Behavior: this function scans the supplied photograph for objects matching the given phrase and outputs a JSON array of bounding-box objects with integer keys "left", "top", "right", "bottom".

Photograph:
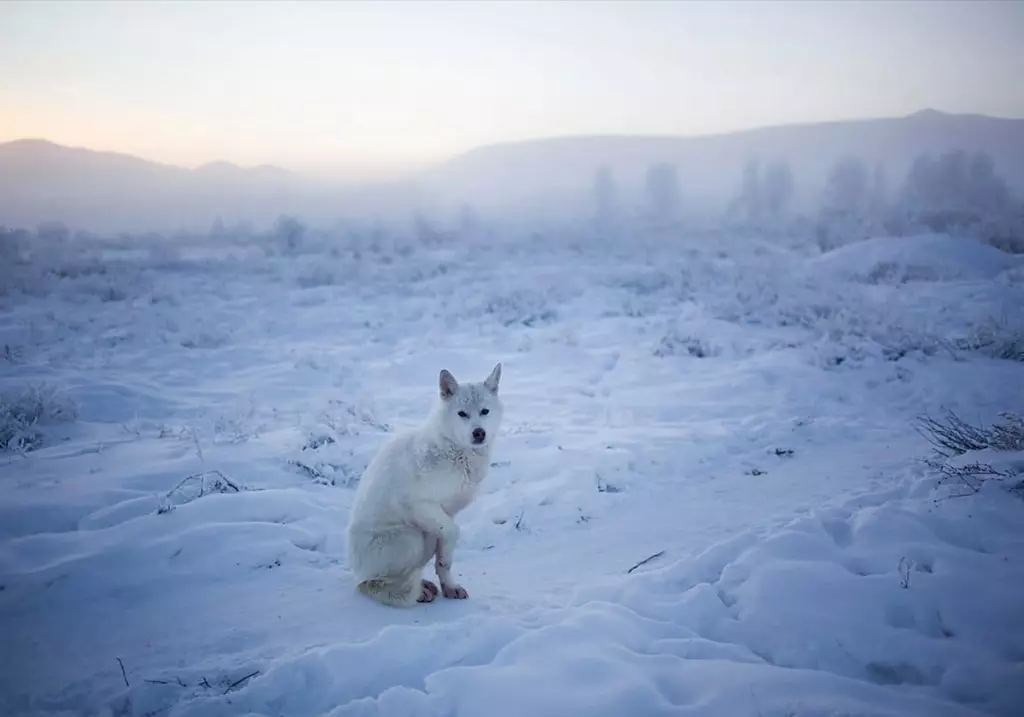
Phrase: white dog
[{"left": 347, "top": 363, "right": 503, "bottom": 607}]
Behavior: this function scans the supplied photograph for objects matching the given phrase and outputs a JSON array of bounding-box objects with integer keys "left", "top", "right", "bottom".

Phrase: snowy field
[{"left": 2, "top": 226, "right": 1024, "bottom": 717}]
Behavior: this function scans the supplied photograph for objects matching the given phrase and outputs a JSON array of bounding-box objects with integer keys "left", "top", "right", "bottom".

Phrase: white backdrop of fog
[
  {"left": 3, "top": 110, "right": 1024, "bottom": 255},
  {"left": 1, "top": 2, "right": 1023, "bottom": 242}
]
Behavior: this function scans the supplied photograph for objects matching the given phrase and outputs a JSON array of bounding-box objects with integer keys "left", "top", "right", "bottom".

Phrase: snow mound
[
  {"left": 106, "top": 477, "right": 1024, "bottom": 717},
  {"left": 811, "top": 234, "right": 1021, "bottom": 284}
]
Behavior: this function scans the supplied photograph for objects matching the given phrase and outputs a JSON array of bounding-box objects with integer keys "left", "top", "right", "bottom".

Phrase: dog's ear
[
  {"left": 483, "top": 362, "right": 502, "bottom": 394},
  {"left": 439, "top": 369, "right": 459, "bottom": 399}
]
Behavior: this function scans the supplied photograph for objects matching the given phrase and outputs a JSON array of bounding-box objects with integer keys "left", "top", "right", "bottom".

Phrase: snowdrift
[{"left": 811, "top": 233, "right": 1021, "bottom": 284}]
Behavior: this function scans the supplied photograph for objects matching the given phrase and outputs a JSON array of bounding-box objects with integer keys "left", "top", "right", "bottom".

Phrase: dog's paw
[
  {"left": 417, "top": 579, "right": 439, "bottom": 603},
  {"left": 441, "top": 582, "right": 468, "bottom": 599}
]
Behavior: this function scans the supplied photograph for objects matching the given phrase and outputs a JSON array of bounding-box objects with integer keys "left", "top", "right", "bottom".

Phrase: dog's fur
[{"left": 347, "top": 363, "right": 503, "bottom": 607}]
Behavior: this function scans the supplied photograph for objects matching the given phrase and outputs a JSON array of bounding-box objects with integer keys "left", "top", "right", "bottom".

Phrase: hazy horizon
[{"left": 2, "top": 0, "right": 1023, "bottom": 179}]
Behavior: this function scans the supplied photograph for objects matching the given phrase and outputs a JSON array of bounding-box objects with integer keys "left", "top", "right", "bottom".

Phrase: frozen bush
[
  {"left": 478, "top": 288, "right": 559, "bottom": 327},
  {"left": 654, "top": 331, "right": 719, "bottom": 358},
  {"left": 955, "top": 318, "right": 1024, "bottom": 362},
  {"left": 917, "top": 411, "right": 1024, "bottom": 493},
  {"left": 0, "top": 383, "right": 78, "bottom": 452},
  {"left": 918, "top": 411, "right": 1024, "bottom": 457},
  {"left": 157, "top": 470, "right": 244, "bottom": 514},
  {"left": 36, "top": 221, "right": 71, "bottom": 244},
  {"left": 0, "top": 228, "right": 33, "bottom": 295},
  {"left": 270, "top": 214, "right": 308, "bottom": 255}
]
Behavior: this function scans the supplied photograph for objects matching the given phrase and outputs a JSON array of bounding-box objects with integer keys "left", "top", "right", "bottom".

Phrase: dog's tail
[{"left": 357, "top": 577, "right": 419, "bottom": 608}]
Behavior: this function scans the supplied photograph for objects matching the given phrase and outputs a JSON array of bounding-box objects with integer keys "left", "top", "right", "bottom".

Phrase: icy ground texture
[{"left": 1, "top": 229, "right": 1023, "bottom": 716}]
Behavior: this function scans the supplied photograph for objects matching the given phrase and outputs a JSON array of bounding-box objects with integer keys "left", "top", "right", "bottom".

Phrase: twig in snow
[
  {"left": 627, "top": 550, "right": 665, "bottom": 574},
  {"left": 898, "top": 556, "right": 914, "bottom": 589},
  {"left": 834, "top": 639, "right": 857, "bottom": 664},
  {"left": 514, "top": 510, "right": 525, "bottom": 531},
  {"left": 116, "top": 657, "right": 130, "bottom": 688},
  {"left": 157, "top": 469, "right": 243, "bottom": 514},
  {"left": 289, "top": 459, "right": 333, "bottom": 485},
  {"left": 925, "top": 457, "right": 1012, "bottom": 494},
  {"left": 145, "top": 677, "right": 186, "bottom": 688},
  {"left": 916, "top": 410, "right": 1024, "bottom": 458},
  {"left": 223, "top": 670, "right": 260, "bottom": 694},
  {"left": 749, "top": 686, "right": 765, "bottom": 717}
]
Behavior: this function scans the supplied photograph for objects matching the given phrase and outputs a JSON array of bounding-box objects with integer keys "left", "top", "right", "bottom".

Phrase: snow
[
  {"left": 1, "top": 228, "right": 1023, "bottom": 717},
  {"left": 810, "top": 233, "right": 1023, "bottom": 284}
]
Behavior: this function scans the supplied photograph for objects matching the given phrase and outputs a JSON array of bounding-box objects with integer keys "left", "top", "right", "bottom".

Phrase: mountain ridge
[
  {"left": 423, "top": 109, "right": 1024, "bottom": 212},
  {"left": 2, "top": 108, "right": 1023, "bottom": 231}
]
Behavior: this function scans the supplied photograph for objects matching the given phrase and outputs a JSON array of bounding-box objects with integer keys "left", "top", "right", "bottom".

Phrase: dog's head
[{"left": 435, "top": 363, "right": 503, "bottom": 451}]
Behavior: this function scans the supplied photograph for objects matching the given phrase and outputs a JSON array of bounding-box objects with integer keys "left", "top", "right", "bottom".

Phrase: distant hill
[
  {"left": 0, "top": 140, "right": 421, "bottom": 233},
  {"left": 4, "top": 110, "right": 1024, "bottom": 233},
  {"left": 421, "top": 110, "right": 1024, "bottom": 214},
  {"left": 0, "top": 140, "right": 298, "bottom": 195}
]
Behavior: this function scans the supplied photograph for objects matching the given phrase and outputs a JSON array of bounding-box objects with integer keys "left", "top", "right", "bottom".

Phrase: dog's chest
[
  {"left": 441, "top": 482, "right": 476, "bottom": 517},
  {"left": 419, "top": 451, "right": 486, "bottom": 517}
]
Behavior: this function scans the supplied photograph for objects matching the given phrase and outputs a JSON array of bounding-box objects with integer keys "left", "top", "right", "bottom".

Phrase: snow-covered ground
[{"left": 2, "top": 227, "right": 1023, "bottom": 717}]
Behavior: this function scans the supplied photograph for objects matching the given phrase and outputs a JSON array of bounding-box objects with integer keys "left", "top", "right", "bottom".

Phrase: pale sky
[{"left": 1, "top": 0, "right": 1022, "bottom": 177}]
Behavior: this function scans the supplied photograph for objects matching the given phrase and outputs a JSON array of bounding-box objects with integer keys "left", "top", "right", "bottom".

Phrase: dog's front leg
[
  {"left": 409, "top": 501, "right": 467, "bottom": 599},
  {"left": 410, "top": 501, "right": 460, "bottom": 563},
  {"left": 433, "top": 536, "right": 468, "bottom": 599}
]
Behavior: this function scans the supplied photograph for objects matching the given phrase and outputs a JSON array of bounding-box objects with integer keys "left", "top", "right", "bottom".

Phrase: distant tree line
[{"left": 588, "top": 150, "right": 1023, "bottom": 253}]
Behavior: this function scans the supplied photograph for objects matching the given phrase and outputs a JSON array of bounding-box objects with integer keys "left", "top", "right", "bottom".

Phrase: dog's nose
[{"left": 472, "top": 428, "right": 486, "bottom": 444}]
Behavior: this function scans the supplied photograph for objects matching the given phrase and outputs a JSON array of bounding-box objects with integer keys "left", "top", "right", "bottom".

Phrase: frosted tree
[
  {"left": 414, "top": 213, "right": 444, "bottom": 246},
  {"left": 900, "top": 150, "right": 1010, "bottom": 218},
  {"left": 900, "top": 154, "right": 935, "bottom": 214},
  {"left": 936, "top": 150, "right": 969, "bottom": 210},
  {"left": 967, "top": 151, "right": 1010, "bottom": 214},
  {"left": 736, "top": 158, "right": 763, "bottom": 220},
  {"left": 592, "top": 165, "right": 618, "bottom": 224},
  {"left": 36, "top": 221, "right": 70, "bottom": 244},
  {"left": 645, "top": 162, "right": 680, "bottom": 221},
  {"left": 868, "top": 162, "right": 887, "bottom": 215},
  {"left": 896, "top": 150, "right": 1017, "bottom": 242},
  {"left": 457, "top": 203, "right": 480, "bottom": 236},
  {"left": 815, "top": 156, "right": 872, "bottom": 251},
  {"left": 822, "top": 156, "right": 869, "bottom": 214},
  {"left": 762, "top": 160, "right": 794, "bottom": 216},
  {"left": 272, "top": 214, "right": 306, "bottom": 254}
]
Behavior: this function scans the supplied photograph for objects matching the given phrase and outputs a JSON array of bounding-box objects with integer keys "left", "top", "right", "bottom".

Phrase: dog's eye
[
  {"left": 480, "top": 409, "right": 490, "bottom": 416},
  {"left": 458, "top": 411, "right": 469, "bottom": 419}
]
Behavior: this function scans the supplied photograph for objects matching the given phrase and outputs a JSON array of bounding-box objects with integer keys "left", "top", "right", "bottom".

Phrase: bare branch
[
  {"left": 627, "top": 550, "right": 666, "bottom": 574},
  {"left": 116, "top": 657, "right": 130, "bottom": 688},
  {"left": 223, "top": 670, "right": 260, "bottom": 694}
]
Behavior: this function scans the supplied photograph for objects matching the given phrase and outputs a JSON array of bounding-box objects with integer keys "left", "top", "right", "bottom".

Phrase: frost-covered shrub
[
  {"left": 654, "top": 330, "right": 719, "bottom": 358},
  {"left": 919, "top": 411, "right": 1024, "bottom": 457},
  {"left": 146, "top": 236, "right": 183, "bottom": 267},
  {"left": 180, "top": 331, "right": 231, "bottom": 350},
  {"left": 36, "top": 221, "right": 71, "bottom": 244},
  {"left": 267, "top": 214, "right": 308, "bottom": 255},
  {"left": 0, "top": 228, "right": 33, "bottom": 295},
  {"left": 976, "top": 210, "right": 1024, "bottom": 255},
  {"left": 288, "top": 399, "right": 391, "bottom": 487},
  {"left": 918, "top": 411, "right": 1024, "bottom": 494},
  {"left": 295, "top": 265, "right": 339, "bottom": 288},
  {"left": 954, "top": 318, "right": 1024, "bottom": 362},
  {"left": 0, "top": 227, "right": 30, "bottom": 263},
  {"left": 985, "top": 232, "right": 1024, "bottom": 256},
  {"left": 0, "top": 383, "right": 78, "bottom": 452},
  {"left": 158, "top": 470, "right": 244, "bottom": 514},
  {"left": 476, "top": 287, "right": 560, "bottom": 327}
]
